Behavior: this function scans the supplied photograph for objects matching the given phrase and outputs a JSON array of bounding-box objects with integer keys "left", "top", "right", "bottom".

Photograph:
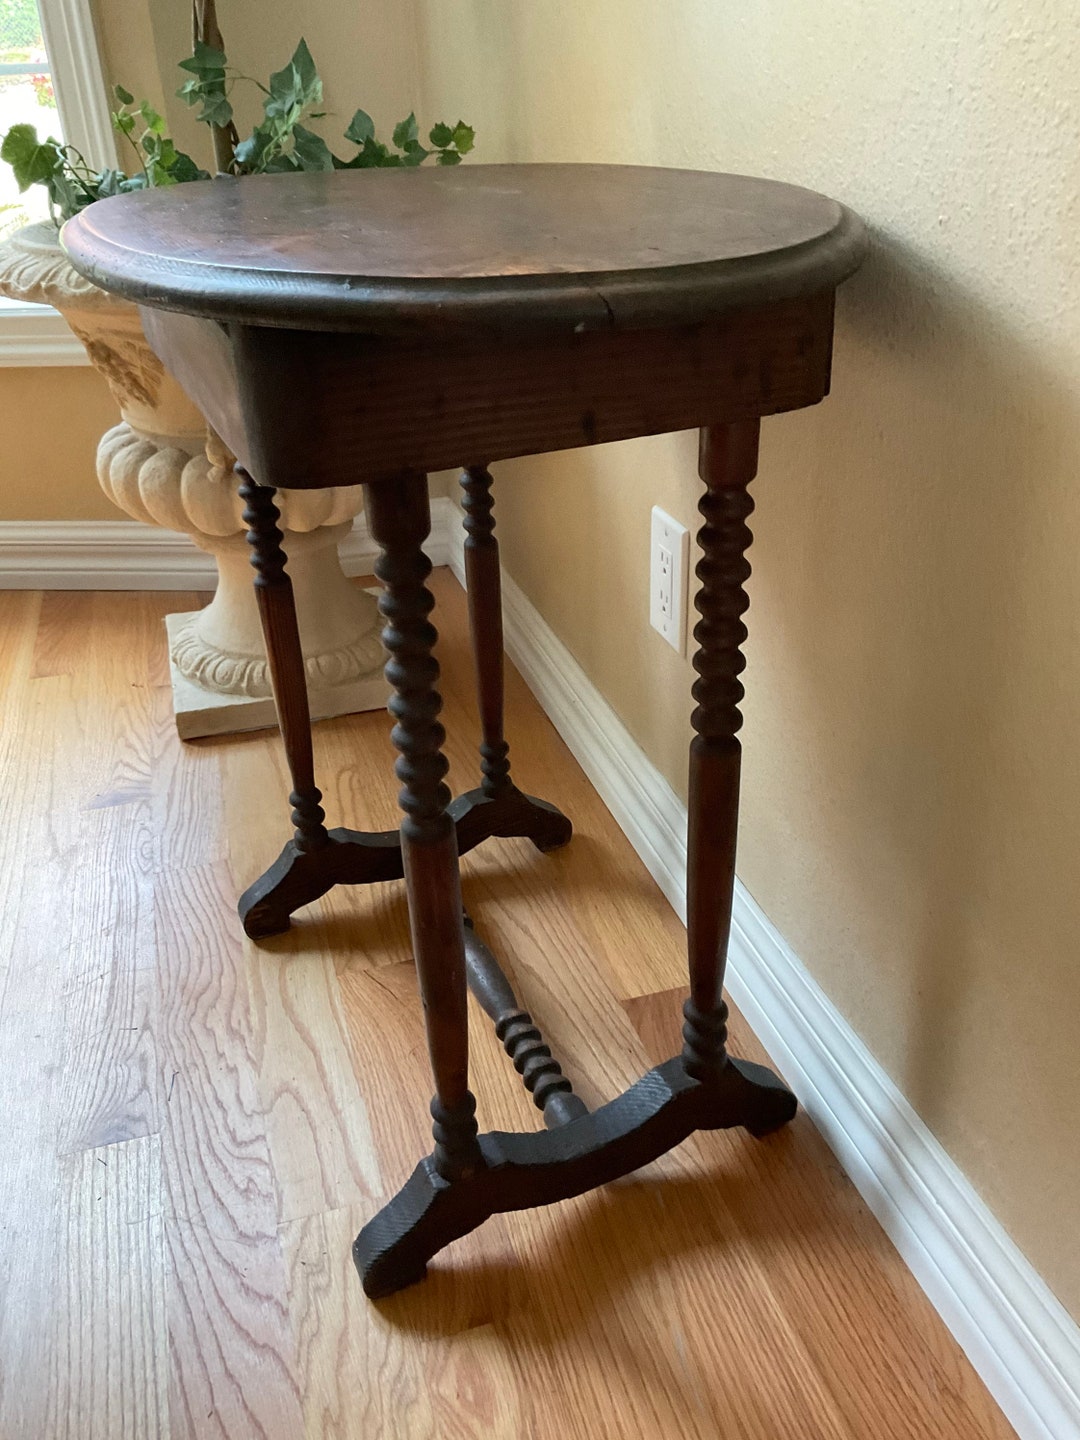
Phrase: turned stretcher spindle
[{"left": 462, "top": 913, "right": 588, "bottom": 1128}]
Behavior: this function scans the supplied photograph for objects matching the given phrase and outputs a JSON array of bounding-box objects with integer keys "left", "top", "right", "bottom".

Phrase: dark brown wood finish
[
  {"left": 62, "top": 164, "right": 865, "bottom": 1298},
  {"left": 462, "top": 912, "right": 588, "bottom": 1130},
  {"left": 62, "top": 165, "right": 864, "bottom": 334},
  {"left": 362, "top": 475, "right": 482, "bottom": 1186},
  {"left": 682, "top": 420, "right": 760, "bottom": 1081},
  {"left": 139, "top": 294, "right": 835, "bottom": 490},
  {"left": 238, "top": 474, "right": 330, "bottom": 854},
  {"left": 354, "top": 1022, "right": 797, "bottom": 1299},
  {"left": 237, "top": 782, "right": 574, "bottom": 939},
  {"left": 460, "top": 466, "right": 510, "bottom": 800}
]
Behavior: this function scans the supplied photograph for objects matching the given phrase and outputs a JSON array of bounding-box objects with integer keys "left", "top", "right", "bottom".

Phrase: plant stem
[{"left": 193, "top": 0, "right": 239, "bottom": 173}]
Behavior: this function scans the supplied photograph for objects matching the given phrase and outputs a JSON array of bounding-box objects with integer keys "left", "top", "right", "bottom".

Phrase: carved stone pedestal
[{"left": 0, "top": 221, "right": 387, "bottom": 737}]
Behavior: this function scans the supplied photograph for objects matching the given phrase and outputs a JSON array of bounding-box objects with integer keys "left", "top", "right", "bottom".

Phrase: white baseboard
[
  {"left": 445, "top": 516, "right": 1080, "bottom": 1440},
  {"left": 0, "top": 497, "right": 453, "bottom": 591}
]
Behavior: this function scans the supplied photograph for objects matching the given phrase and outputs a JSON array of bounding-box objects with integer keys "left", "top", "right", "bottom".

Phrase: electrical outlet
[{"left": 649, "top": 506, "right": 690, "bottom": 653}]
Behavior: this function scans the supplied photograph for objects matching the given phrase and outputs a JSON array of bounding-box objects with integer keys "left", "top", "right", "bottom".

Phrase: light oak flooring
[{"left": 0, "top": 572, "right": 1015, "bottom": 1440}]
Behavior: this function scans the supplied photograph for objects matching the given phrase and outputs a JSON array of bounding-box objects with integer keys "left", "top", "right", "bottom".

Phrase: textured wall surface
[
  {"left": 415, "top": 0, "right": 1080, "bottom": 1318},
  {"left": 0, "top": 368, "right": 119, "bottom": 519}
]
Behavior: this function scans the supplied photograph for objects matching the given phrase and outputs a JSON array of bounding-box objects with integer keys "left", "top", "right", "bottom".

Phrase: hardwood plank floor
[{"left": 0, "top": 574, "right": 1016, "bottom": 1439}]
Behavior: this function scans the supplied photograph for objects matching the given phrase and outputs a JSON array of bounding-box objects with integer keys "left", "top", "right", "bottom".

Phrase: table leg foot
[
  {"left": 237, "top": 825, "right": 403, "bottom": 938},
  {"left": 450, "top": 785, "right": 573, "bottom": 855},
  {"left": 238, "top": 787, "right": 573, "bottom": 939},
  {"left": 238, "top": 840, "right": 325, "bottom": 939},
  {"left": 702, "top": 1056, "right": 798, "bottom": 1138},
  {"left": 353, "top": 1160, "right": 493, "bottom": 1300},
  {"left": 459, "top": 466, "right": 572, "bottom": 855},
  {"left": 353, "top": 1051, "right": 796, "bottom": 1299}
]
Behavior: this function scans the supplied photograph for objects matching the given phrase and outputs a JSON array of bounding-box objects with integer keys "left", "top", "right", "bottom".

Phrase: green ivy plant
[
  {"left": 177, "top": 38, "right": 473, "bottom": 174},
  {"left": 0, "top": 36, "right": 474, "bottom": 224},
  {"left": 0, "top": 91, "right": 207, "bottom": 224}
]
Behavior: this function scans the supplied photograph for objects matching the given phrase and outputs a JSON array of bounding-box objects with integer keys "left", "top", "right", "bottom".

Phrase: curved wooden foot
[
  {"left": 353, "top": 1054, "right": 796, "bottom": 1298},
  {"left": 238, "top": 826, "right": 402, "bottom": 939},
  {"left": 238, "top": 786, "right": 573, "bottom": 939},
  {"left": 450, "top": 785, "right": 573, "bottom": 855}
]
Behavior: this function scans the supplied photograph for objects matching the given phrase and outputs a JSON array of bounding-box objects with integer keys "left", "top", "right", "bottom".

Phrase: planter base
[{"left": 165, "top": 611, "right": 388, "bottom": 739}]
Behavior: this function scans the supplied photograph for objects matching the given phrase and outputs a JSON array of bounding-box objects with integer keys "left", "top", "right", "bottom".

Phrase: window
[
  {"left": 0, "top": 0, "right": 113, "bottom": 363},
  {"left": 0, "top": 0, "right": 59, "bottom": 235}
]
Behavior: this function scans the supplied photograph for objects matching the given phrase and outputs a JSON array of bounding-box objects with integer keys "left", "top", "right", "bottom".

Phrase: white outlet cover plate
[{"left": 650, "top": 506, "right": 690, "bottom": 653}]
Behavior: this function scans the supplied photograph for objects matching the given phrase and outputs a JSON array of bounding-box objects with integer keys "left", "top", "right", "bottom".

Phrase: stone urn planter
[{"left": 0, "top": 221, "right": 387, "bottom": 738}]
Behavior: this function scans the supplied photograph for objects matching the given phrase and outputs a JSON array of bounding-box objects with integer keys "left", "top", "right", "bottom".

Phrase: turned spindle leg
[
  {"left": 239, "top": 471, "right": 330, "bottom": 855},
  {"left": 452, "top": 464, "right": 573, "bottom": 854},
  {"left": 460, "top": 465, "right": 512, "bottom": 799},
  {"left": 682, "top": 422, "right": 759, "bottom": 1081},
  {"left": 365, "top": 474, "right": 482, "bottom": 1183},
  {"left": 354, "top": 432, "right": 793, "bottom": 1298}
]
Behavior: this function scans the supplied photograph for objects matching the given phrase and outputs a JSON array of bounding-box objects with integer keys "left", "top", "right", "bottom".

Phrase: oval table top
[{"left": 62, "top": 164, "right": 865, "bottom": 337}]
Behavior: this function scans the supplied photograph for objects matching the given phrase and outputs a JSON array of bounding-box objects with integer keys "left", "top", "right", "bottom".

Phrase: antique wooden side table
[{"left": 64, "top": 164, "right": 866, "bottom": 1298}]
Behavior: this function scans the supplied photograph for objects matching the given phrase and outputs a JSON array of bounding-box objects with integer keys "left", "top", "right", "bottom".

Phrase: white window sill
[{"left": 0, "top": 300, "right": 89, "bottom": 368}]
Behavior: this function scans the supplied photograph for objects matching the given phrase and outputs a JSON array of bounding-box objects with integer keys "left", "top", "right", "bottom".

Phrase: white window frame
[{"left": 0, "top": 0, "right": 116, "bottom": 367}]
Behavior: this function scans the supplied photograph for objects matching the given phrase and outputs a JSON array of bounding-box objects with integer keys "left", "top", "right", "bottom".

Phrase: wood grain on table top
[{"left": 61, "top": 164, "right": 866, "bottom": 333}]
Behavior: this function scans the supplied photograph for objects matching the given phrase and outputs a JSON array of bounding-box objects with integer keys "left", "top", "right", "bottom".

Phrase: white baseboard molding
[
  {"left": 444, "top": 517, "right": 1080, "bottom": 1440},
  {"left": 0, "top": 497, "right": 453, "bottom": 591}
]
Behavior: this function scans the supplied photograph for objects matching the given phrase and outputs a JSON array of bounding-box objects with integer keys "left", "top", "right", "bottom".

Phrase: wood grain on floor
[{"left": 0, "top": 573, "right": 1015, "bottom": 1440}]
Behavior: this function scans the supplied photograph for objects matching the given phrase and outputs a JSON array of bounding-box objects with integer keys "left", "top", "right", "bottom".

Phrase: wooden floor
[{"left": 0, "top": 571, "right": 1015, "bottom": 1440}]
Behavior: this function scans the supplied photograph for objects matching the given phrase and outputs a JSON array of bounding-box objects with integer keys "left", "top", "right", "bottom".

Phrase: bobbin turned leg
[
  {"left": 355, "top": 474, "right": 483, "bottom": 1293},
  {"left": 449, "top": 465, "right": 573, "bottom": 853},
  {"left": 682, "top": 422, "right": 797, "bottom": 1135},
  {"left": 234, "top": 473, "right": 333, "bottom": 936},
  {"left": 353, "top": 436, "right": 799, "bottom": 1302},
  {"left": 235, "top": 462, "right": 575, "bottom": 940}
]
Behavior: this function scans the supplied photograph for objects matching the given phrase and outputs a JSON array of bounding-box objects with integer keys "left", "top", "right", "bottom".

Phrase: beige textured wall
[
  {"left": 415, "top": 0, "right": 1080, "bottom": 1318},
  {"left": 0, "top": 368, "right": 120, "bottom": 519}
]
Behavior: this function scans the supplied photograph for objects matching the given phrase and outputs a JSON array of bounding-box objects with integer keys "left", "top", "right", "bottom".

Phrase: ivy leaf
[
  {"left": 340, "top": 135, "right": 400, "bottom": 168},
  {"left": 344, "top": 109, "right": 375, "bottom": 145},
  {"left": 48, "top": 171, "right": 82, "bottom": 215},
  {"left": 451, "top": 121, "right": 475, "bottom": 155},
  {"left": 435, "top": 149, "right": 462, "bottom": 166},
  {"left": 168, "top": 151, "right": 207, "bottom": 184},
  {"left": 428, "top": 122, "right": 452, "bottom": 148},
  {"left": 139, "top": 100, "right": 166, "bottom": 136},
  {"left": 0, "top": 124, "right": 62, "bottom": 191},
  {"left": 177, "top": 41, "right": 228, "bottom": 78},
  {"left": 291, "top": 38, "right": 319, "bottom": 98},
  {"left": 400, "top": 139, "right": 428, "bottom": 168},
  {"left": 392, "top": 113, "right": 418, "bottom": 149},
  {"left": 291, "top": 124, "right": 334, "bottom": 172},
  {"left": 176, "top": 41, "right": 232, "bottom": 128},
  {"left": 200, "top": 92, "right": 234, "bottom": 129},
  {"left": 265, "top": 38, "right": 321, "bottom": 120},
  {"left": 265, "top": 58, "right": 298, "bottom": 116},
  {"left": 114, "top": 84, "right": 134, "bottom": 106},
  {"left": 95, "top": 167, "right": 125, "bottom": 198},
  {"left": 234, "top": 126, "right": 274, "bottom": 171},
  {"left": 263, "top": 152, "right": 302, "bottom": 173}
]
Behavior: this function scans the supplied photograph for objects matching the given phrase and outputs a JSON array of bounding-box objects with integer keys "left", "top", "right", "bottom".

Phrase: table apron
[{"left": 140, "top": 291, "right": 835, "bottom": 488}]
